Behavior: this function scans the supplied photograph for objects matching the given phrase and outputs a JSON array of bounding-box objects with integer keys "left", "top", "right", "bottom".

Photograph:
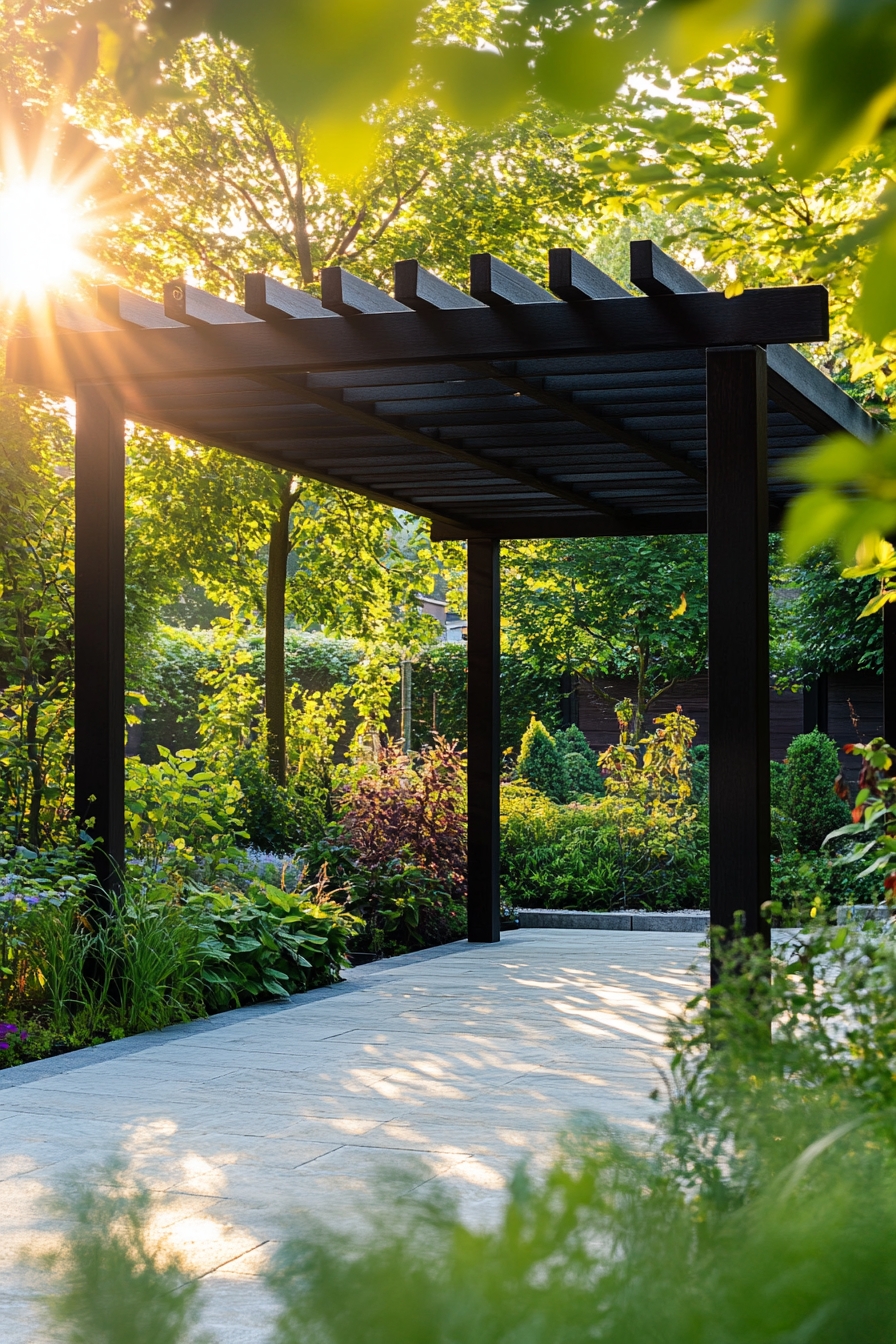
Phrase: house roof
[{"left": 7, "top": 241, "right": 879, "bottom": 540}]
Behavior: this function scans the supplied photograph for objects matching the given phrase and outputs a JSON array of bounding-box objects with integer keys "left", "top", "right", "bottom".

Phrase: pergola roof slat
[{"left": 9, "top": 244, "right": 882, "bottom": 542}]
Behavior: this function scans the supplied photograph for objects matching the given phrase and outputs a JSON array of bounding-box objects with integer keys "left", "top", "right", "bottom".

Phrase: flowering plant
[{"left": 824, "top": 738, "right": 896, "bottom": 900}]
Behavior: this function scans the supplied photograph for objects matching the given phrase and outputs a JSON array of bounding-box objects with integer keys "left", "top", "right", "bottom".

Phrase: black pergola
[{"left": 7, "top": 240, "right": 882, "bottom": 941}]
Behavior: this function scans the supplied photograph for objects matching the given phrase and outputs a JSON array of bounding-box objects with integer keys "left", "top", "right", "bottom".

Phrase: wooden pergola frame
[{"left": 7, "top": 240, "right": 885, "bottom": 941}]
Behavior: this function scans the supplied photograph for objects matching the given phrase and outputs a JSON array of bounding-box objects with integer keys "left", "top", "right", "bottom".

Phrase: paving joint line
[{"left": 0, "top": 940, "right": 475, "bottom": 1092}]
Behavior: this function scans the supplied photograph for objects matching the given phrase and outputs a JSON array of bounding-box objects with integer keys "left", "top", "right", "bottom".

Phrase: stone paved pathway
[{"left": 0, "top": 928, "right": 706, "bottom": 1342}]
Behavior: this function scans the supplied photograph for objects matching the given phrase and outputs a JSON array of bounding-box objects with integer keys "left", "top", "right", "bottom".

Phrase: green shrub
[
  {"left": 499, "top": 784, "right": 708, "bottom": 911},
  {"left": 517, "top": 718, "right": 566, "bottom": 802},
  {"left": 0, "top": 854, "right": 357, "bottom": 1067},
  {"left": 781, "top": 729, "right": 851, "bottom": 851},
  {"left": 125, "top": 747, "right": 247, "bottom": 878},
  {"left": 325, "top": 852, "right": 466, "bottom": 957},
  {"left": 689, "top": 742, "right": 709, "bottom": 804},
  {"left": 234, "top": 752, "right": 302, "bottom": 854},
  {"left": 768, "top": 849, "right": 880, "bottom": 924},
  {"left": 555, "top": 724, "right": 603, "bottom": 798},
  {"left": 501, "top": 786, "right": 618, "bottom": 908},
  {"left": 138, "top": 627, "right": 362, "bottom": 762}
]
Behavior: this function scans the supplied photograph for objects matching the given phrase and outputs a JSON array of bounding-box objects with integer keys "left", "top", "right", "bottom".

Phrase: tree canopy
[{"left": 502, "top": 536, "right": 707, "bottom": 741}]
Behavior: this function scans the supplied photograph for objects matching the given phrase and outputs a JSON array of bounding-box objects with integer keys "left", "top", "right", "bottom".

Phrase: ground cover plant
[
  {"left": 0, "top": 842, "right": 358, "bottom": 1068},
  {"left": 35, "top": 914, "right": 896, "bottom": 1344}
]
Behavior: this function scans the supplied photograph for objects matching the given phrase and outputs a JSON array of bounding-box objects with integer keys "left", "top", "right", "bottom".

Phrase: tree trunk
[
  {"left": 633, "top": 642, "right": 649, "bottom": 742},
  {"left": 293, "top": 167, "right": 315, "bottom": 286},
  {"left": 25, "top": 696, "right": 43, "bottom": 849},
  {"left": 265, "top": 476, "right": 295, "bottom": 785}
]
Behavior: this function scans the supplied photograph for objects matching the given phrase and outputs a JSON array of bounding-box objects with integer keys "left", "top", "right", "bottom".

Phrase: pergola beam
[
  {"left": 461, "top": 361, "right": 706, "bottom": 485},
  {"left": 8, "top": 286, "right": 831, "bottom": 393}
]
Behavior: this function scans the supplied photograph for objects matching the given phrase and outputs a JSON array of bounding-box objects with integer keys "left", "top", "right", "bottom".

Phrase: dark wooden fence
[{"left": 576, "top": 671, "right": 881, "bottom": 777}]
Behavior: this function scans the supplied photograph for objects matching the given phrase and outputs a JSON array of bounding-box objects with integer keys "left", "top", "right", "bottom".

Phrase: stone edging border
[
  {"left": 517, "top": 909, "right": 709, "bottom": 932},
  {"left": 0, "top": 937, "right": 474, "bottom": 1092}
]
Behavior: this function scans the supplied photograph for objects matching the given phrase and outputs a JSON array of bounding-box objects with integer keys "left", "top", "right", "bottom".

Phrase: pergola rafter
[{"left": 9, "top": 241, "right": 883, "bottom": 944}]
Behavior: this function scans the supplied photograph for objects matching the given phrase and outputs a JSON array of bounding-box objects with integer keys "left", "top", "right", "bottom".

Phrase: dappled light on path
[{"left": 0, "top": 930, "right": 705, "bottom": 1343}]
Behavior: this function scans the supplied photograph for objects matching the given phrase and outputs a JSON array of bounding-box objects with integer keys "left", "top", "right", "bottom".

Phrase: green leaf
[
  {"left": 536, "top": 23, "right": 638, "bottom": 116},
  {"left": 782, "top": 490, "right": 853, "bottom": 563},
  {"left": 421, "top": 44, "right": 529, "bottom": 127},
  {"left": 853, "top": 214, "right": 896, "bottom": 344}
]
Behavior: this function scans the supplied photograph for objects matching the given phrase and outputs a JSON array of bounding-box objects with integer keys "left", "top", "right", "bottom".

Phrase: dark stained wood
[
  {"left": 430, "top": 512, "right": 708, "bottom": 540},
  {"left": 803, "top": 675, "right": 828, "bottom": 734},
  {"left": 54, "top": 301, "right": 117, "bottom": 333},
  {"left": 884, "top": 603, "right": 896, "bottom": 747},
  {"left": 393, "top": 260, "right": 485, "bottom": 311},
  {"left": 767, "top": 344, "right": 881, "bottom": 445},
  {"left": 549, "top": 248, "right": 629, "bottom": 301},
  {"left": 246, "top": 370, "right": 624, "bottom": 520},
  {"left": 244, "top": 274, "right": 335, "bottom": 322},
  {"left": 707, "top": 346, "right": 770, "bottom": 941},
  {"left": 631, "top": 240, "right": 708, "bottom": 297},
  {"left": 96, "top": 285, "right": 185, "bottom": 329},
  {"left": 321, "top": 267, "right": 410, "bottom": 315},
  {"left": 163, "top": 281, "right": 261, "bottom": 326},
  {"left": 467, "top": 538, "right": 501, "bottom": 943},
  {"left": 460, "top": 360, "right": 706, "bottom": 484},
  {"left": 470, "top": 254, "right": 556, "bottom": 307},
  {"left": 75, "top": 384, "right": 126, "bottom": 893},
  {"left": 119, "top": 404, "right": 469, "bottom": 529},
  {"left": 8, "top": 287, "right": 832, "bottom": 394},
  {"left": 629, "top": 241, "right": 873, "bottom": 446}
]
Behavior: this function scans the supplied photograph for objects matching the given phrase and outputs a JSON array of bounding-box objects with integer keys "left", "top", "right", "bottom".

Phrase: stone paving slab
[{"left": 0, "top": 929, "right": 706, "bottom": 1343}]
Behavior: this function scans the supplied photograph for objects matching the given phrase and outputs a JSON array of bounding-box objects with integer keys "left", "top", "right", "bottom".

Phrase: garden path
[{"left": 0, "top": 928, "right": 706, "bottom": 1343}]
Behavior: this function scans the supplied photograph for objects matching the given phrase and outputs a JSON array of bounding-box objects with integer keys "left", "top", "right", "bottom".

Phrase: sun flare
[{"left": 0, "top": 175, "right": 87, "bottom": 302}]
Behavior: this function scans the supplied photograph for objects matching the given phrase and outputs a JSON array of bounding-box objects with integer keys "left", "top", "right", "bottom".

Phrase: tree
[
  {"left": 502, "top": 536, "right": 707, "bottom": 742},
  {"left": 80, "top": 34, "right": 601, "bottom": 297},
  {"left": 125, "top": 430, "right": 441, "bottom": 778},
  {"left": 0, "top": 381, "right": 75, "bottom": 848},
  {"left": 771, "top": 545, "right": 883, "bottom": 687},
  {"left": 574, "top": 36, "right": 896, "bottom": 395},
  {"left": 73, "top": 31, "right": 611, "bottom": 776}
]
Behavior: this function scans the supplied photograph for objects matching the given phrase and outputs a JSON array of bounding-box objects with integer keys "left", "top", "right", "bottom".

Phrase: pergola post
[
  {"left": 706, "top": 346, "right": 770, "bottom": 941},
  {"left": 884, "top": 604, "right": 896, "bottom": 747},
  {"left": 74, "top": 383, "right": 126, "bottom": 893},
  {"left": 466, "top": 537, "right": 501, "bottom": 943}
]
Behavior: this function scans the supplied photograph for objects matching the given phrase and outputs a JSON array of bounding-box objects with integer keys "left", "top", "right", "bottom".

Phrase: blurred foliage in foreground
[{"left": 40, "top": 920, "right": 896, "bottom": 1343}]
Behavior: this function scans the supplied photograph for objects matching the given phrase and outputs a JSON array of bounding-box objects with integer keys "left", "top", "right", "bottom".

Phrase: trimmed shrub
[
  {"left": 517, "top": 718, "right": 566, "bottom": 802},
  {"left": 784, "top": 729, "right": 851, "bottom": 851},
  {"left": 500, "top": 785, "right": 619, "bottom": 908},
  {"left": 555, "top": 724, "right": 604, "bottom": 799},
  {"left": 500, "top": 783, "right": 708, "bottom": 911}
]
